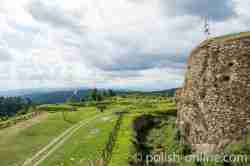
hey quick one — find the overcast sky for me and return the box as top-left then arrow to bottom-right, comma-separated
0,0 -> 249,91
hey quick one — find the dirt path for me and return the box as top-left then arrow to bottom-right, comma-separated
22,113 -> 108,166
0,112 -> 48,139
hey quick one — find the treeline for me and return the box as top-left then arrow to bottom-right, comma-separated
68,89 -> 117,103
26,89 -> 117,105
0,97 -> 32,119
128,88 -> 177,97
89,89 -> 116,102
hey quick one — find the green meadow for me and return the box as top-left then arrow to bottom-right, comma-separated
2,95 -> 247,166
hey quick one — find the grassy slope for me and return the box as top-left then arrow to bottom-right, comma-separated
200,31 -> 250,47
210,31 -> 250,42
109,113 -> 136,166
0,106 -> 98,166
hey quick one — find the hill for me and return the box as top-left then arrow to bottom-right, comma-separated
23,89 -> 91,104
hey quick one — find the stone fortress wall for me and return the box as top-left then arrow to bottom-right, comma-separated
176,35 -> 250,153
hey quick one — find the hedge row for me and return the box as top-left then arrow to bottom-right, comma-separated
0,111 -> 43,129
101,112 -> 125,165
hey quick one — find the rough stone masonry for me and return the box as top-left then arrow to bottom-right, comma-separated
176,35 -> 250,153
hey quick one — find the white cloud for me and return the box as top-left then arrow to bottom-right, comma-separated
0,0 -> 249,91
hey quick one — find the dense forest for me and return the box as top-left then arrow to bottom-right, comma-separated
24,89 -> 117,104
0,97 -> 31,118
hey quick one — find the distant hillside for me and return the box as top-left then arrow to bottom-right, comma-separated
0,88 -> 85,97
23,89 -> 91,104
122,88 -> 177,97
0,88 -> 177,105
146,88 -> 177,97
0,89 -> 46,97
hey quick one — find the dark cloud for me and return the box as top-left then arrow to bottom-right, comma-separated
28,0 -> 85,33
82,34 -> 189,72
162,0 -> 235,21
105,70 -> 141,79
91,52 -> 187,72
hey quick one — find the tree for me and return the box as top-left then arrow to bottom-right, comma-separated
0,96 -> 27,118
91,88 -> 98,101
90,88 -> 105,102
67,96 -> 78,103
96,92 -> 103,102
80,97 -> 85,102
108,89 -> 116,97
25,97 -> 32,106
24,97 -> 33,112
102,90 -> 108,98
96,102 -> 107,112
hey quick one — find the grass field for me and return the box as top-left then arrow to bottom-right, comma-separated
4,96 -> 247,166
0,106 -> 99,166
0,96 -> 186,166
41,112 -> 118,166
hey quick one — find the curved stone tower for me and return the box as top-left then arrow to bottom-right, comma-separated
176,33 -> 250,153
